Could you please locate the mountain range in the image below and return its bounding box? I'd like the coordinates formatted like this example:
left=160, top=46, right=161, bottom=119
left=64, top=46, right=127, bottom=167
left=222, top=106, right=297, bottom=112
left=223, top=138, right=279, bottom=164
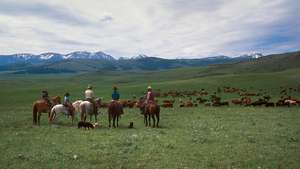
left=0, top=50, right=280, bottom=74
left=0, top=51, right=115, bottom=65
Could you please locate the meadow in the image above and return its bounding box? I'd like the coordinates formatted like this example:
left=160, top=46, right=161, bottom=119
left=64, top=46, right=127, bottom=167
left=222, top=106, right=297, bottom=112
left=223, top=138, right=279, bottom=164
left=0, top=67, right=300, bottom=169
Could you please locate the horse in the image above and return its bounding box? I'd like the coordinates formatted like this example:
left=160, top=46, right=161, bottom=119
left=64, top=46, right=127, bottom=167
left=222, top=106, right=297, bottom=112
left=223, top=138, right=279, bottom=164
left=80, top=98, right=101, bottom=123
left=72, top=100, right=83, bottom=119
left=32, top=96, right=61, bottom=125
left=108, top=100, right=124, bottom=128
left=138, top=98, right=160, bottom=127
left=49, top=104, right=75, bottom=124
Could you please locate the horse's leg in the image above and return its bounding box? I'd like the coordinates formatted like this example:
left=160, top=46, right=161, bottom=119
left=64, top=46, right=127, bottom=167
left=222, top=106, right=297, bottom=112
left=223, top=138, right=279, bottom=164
left=90, top=115, right=92, bottom=122
left=95, top=114, right=97, bottom=123
left=156, top=112, right=160, bottom=127
left=71, top=114, right=74, bottom=125
left=80, top=112, right=84, bottom=121
left=37, top=112, right=41, bottom=125
left=148, top=114, right=151, bottom=127
left=33, top=109, right=37, bottom=125
left=144, top=114, right=147, bottom=126
left=113, top=115, right=116, bottom=128
left=108, top=114, right=111, bottom=128
left=83, top=110, right=87, bottom=122
left=51, top=111, right=57, bottom=123
left=151, top=114, right=155, bottom=128
left=116, top=115, right=119, bottom=128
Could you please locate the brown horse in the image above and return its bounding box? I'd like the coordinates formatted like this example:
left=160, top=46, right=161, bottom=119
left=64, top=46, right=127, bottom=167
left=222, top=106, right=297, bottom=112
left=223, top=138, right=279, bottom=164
left=138, top=98, right=160, bottom=127
left=32, top=96, right=61, bottom=125
left=108, top=101, right=123, bottom=128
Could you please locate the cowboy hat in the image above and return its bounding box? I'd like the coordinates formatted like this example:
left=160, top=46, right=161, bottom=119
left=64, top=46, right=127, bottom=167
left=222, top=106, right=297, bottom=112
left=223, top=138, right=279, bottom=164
left=87, top=85, right=93, bottom=89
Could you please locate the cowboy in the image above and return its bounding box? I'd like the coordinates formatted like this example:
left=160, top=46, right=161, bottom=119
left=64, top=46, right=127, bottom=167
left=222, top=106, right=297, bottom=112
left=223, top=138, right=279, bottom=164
left=63, top=92, right=73, bottom=116
left=145, top=86, right=155, bottom=104
left=112, top=86, right=120, bottom=101
left=41, top=90, right=51, bottom=107
left=85, top=85, right=97, bottom=114
left=140, top=86, right=155, bottom=115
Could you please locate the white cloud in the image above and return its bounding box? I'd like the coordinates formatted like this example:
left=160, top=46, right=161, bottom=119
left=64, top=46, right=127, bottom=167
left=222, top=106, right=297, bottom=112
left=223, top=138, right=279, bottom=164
left=0, top=0, right=299, bottom=58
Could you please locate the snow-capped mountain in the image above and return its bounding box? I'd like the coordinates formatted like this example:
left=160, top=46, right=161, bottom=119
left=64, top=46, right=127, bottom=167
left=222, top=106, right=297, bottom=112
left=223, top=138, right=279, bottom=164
left=238, top=53, right=263, bottom=59
left=0, top=51, right=115, bottom=65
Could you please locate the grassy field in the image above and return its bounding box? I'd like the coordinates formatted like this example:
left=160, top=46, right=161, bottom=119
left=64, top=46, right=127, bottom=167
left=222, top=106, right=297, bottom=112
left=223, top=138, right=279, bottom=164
left=0, top=67, right=300, bottom=169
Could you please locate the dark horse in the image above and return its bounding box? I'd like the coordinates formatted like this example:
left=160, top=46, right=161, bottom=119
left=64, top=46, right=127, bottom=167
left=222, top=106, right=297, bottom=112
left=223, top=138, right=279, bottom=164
left=108, top=101, right=123, bottom=128
left=32, top=96, right=61, bottom=125
left=138, top=98, right=160, bottom=127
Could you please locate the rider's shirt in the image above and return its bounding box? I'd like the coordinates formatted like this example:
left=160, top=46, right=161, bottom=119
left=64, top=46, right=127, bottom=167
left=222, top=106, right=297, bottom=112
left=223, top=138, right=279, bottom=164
left=42, top=92, right=49, bottom=99
left=112, top=91, right=120, bottom=100
left=146, top=91, right=155, bottom=103
left=85, top=89, right=94, bottom=99
left=64, top=96, right=70, bottom=104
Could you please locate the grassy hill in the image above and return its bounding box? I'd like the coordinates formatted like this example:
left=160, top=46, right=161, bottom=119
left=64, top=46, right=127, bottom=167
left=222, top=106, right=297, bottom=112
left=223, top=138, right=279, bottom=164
left=207, top=51, right=300, bottom=74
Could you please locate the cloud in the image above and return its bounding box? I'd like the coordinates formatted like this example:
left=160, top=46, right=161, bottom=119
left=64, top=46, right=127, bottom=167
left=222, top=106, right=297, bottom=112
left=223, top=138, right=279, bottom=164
left=100, top=15, right=113, bottom=23
left=0, top=0, right=91, bottom=25
left=0, top=0, right=299, bottom=58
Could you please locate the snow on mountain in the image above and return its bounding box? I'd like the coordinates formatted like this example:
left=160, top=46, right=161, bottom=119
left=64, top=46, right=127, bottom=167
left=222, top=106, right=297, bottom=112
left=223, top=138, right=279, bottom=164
left=128, top=54, right=150, bottom=60
left=14, top=53, right=35, bottom=60
left=239, top=53, right=263, bottom=59
left=64, top=51, right=115, bottom=60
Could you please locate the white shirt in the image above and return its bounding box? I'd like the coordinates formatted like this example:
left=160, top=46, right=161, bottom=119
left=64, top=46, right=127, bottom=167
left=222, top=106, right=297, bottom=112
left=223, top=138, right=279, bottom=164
left=85, top=89, right=94, bottom=99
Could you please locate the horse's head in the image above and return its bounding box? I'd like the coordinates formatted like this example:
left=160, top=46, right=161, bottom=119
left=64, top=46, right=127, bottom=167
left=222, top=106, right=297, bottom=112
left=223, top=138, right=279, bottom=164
left=70, top=105, right=75, bottom=116
left=51, top=96, right=61, bottom=105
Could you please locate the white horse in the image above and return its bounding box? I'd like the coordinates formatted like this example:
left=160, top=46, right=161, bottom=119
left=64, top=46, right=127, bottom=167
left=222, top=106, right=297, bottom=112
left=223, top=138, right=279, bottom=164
left=72, top=100, right=83, bottom=119
left=49, top=104, right=75, bottom=124
left=80, top=98, right=101, bottom=122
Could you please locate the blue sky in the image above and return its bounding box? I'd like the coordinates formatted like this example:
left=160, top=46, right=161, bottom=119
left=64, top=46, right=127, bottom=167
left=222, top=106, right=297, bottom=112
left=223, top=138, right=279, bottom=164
left=0, top=0, right=299, bottom=58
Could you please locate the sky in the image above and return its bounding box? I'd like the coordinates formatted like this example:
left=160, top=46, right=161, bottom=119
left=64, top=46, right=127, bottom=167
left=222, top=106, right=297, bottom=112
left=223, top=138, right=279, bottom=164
left=0, top=0, right=299, bottom=58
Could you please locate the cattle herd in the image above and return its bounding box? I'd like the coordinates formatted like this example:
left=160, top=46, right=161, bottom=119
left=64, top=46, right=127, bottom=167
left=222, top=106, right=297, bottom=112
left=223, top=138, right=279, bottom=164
left=100, top=85, right=300, bottom=109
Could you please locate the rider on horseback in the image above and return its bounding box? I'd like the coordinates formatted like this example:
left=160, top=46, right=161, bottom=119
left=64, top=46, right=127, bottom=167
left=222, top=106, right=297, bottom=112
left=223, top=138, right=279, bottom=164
left=85, top=85, right=97, bottom=114
left=41, top=90, right=51, bottom=107
left=63, top=92, right=73, bottom=116
left=141, top=86, right=155, bottom=115
left=111, top=86, right=123, bottom=114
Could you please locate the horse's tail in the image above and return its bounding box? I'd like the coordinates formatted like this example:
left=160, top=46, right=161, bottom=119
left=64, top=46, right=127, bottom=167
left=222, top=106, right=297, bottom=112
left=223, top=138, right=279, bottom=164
left=49, top=107, right=55, bottom=123
left=33, top=103, right=38, bottom=125
left=80, top=103, right=86, bottom=121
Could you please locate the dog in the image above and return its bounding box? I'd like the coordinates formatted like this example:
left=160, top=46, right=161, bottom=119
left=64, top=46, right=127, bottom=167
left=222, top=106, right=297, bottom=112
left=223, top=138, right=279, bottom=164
left=78, top=121, right=94, bottom=129
left=93, top=122, right=100, bottom=128
left=128, top=122, right=134, bottom=128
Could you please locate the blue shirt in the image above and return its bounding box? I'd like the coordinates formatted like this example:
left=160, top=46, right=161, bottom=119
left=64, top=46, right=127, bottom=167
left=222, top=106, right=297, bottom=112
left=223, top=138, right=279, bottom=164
left=64, top=96, right=70, bottom=103
left=112, top=91, right=120, bottom=100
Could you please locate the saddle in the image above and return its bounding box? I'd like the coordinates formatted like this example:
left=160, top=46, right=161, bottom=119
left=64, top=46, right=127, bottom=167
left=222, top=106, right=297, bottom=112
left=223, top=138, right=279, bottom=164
left=63, top=102, right=73, bottom=116
left=42, top=98, right=52, bottom=108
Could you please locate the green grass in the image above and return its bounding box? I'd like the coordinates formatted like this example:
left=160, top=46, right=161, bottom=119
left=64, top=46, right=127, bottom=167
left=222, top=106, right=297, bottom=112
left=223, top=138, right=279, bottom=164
left=0, top=67, right=300, bottom=169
